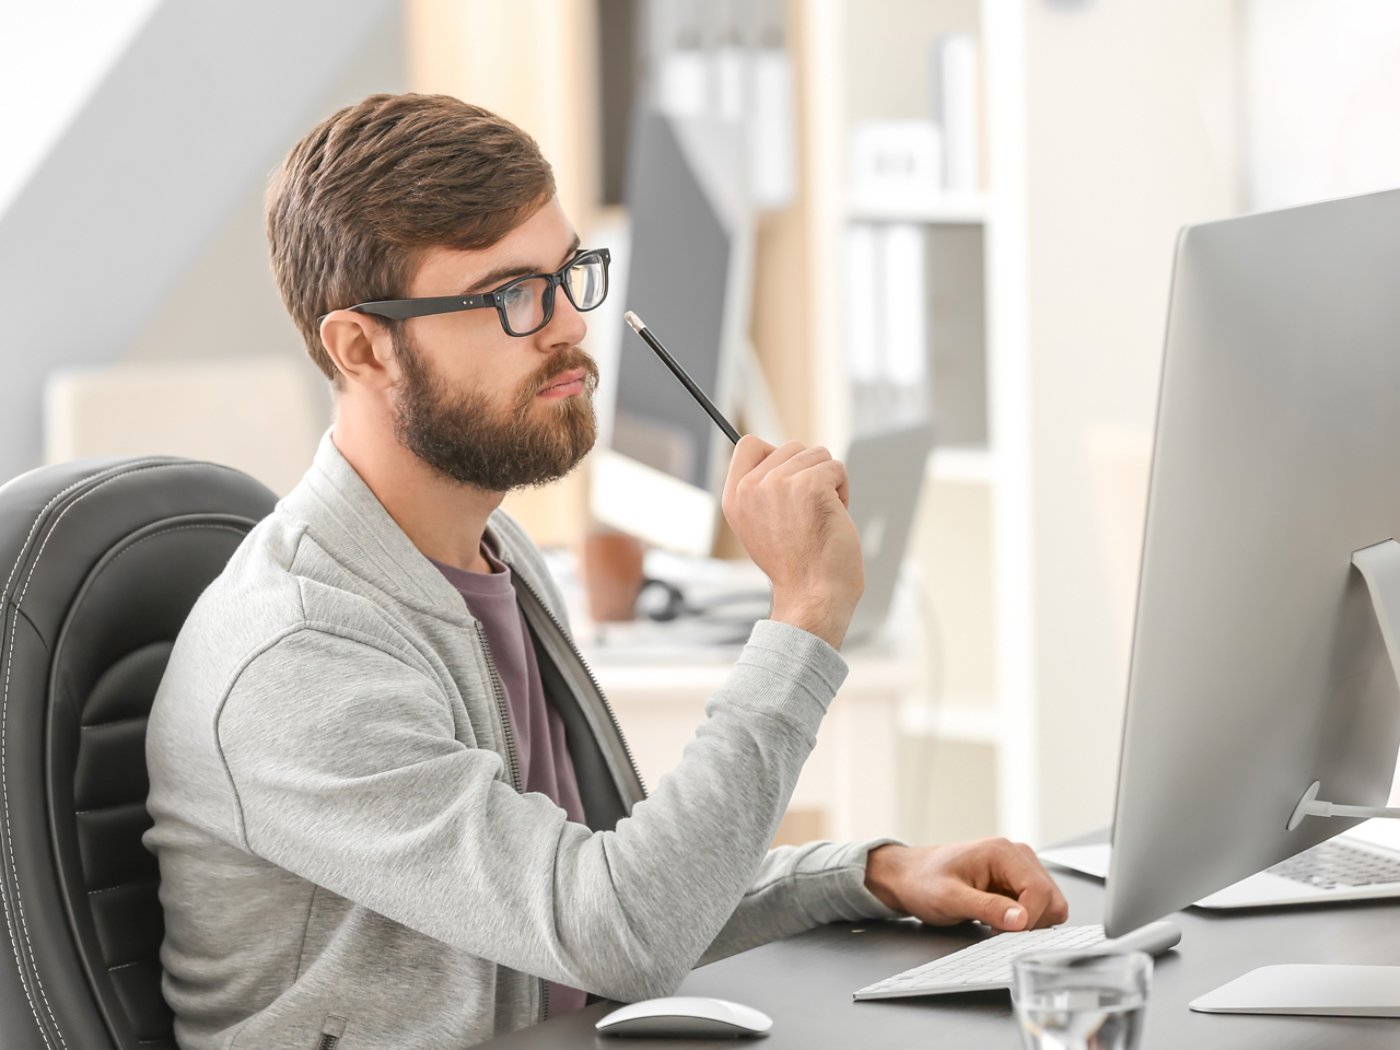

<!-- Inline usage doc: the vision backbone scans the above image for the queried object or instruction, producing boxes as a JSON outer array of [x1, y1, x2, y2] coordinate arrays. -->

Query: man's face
[[389, 197, 601, 492]]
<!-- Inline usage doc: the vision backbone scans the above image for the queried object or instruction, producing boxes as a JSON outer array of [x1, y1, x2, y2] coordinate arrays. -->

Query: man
[[144, 93, 1067, 1050]]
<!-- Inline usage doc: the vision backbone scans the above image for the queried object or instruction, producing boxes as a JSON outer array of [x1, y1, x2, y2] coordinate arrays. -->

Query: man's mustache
[[523, 347, 600, 399]]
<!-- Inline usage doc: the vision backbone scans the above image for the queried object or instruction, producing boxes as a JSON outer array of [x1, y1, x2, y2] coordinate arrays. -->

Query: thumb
[[949, 885, 1029, 931], [723, 435, 776, 508]]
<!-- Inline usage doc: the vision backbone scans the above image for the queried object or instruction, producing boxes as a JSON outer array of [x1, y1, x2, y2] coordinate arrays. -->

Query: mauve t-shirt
[[430, 547, 589, 1019]]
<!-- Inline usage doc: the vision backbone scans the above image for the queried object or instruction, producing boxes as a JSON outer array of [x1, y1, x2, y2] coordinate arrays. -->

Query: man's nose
[[540, 285, 588, 349]]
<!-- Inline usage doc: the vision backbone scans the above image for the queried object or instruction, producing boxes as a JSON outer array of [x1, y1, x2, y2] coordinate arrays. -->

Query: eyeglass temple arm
[[348, 294, 496, 320]]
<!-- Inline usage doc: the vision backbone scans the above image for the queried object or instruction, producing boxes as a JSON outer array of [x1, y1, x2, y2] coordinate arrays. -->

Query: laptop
[[841, 420, 938, 644], [584, 420, 937, 655], [1040, 818, 1400, 909]]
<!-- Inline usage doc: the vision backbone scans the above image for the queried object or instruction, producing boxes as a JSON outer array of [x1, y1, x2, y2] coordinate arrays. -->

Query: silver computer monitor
[[1104, 188, 1400, 939], [591, 110, 753, 555]]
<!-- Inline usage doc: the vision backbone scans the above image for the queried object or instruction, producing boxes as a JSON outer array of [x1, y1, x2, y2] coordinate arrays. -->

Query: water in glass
[[1016, 985, 1146, 1050]]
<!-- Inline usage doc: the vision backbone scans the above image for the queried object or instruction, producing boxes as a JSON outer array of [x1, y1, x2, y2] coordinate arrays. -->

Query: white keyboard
[[1271, 838, 1400, 889], [852, 920, 1182, 1000], [1039, 831, 1400, 909]]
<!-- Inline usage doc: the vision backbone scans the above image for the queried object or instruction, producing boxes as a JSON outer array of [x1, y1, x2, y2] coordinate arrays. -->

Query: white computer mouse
[[595, 995, 774, 1038]]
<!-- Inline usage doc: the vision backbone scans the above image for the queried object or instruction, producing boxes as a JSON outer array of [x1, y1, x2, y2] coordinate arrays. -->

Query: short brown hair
[[266, 93, 556, 382]]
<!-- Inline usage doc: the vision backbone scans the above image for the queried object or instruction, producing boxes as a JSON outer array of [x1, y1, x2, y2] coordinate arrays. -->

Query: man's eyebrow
[[460, 234, 583, 295]]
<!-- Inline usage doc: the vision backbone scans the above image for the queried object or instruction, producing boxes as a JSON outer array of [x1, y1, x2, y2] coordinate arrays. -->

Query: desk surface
[[478, 863, 1400, 1049]]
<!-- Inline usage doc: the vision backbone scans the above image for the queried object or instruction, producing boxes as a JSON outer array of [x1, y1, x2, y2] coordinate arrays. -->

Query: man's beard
[[391, 329, 600, 492]]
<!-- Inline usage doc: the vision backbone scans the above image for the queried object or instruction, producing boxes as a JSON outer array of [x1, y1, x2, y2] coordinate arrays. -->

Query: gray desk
[[478, 861, 1400, 1048]]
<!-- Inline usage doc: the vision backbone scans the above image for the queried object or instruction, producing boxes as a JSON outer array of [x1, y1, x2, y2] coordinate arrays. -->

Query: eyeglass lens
[[500, 254, 609, 335]]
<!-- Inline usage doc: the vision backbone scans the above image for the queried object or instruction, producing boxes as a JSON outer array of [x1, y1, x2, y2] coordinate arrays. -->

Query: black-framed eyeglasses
[[341, 247, 611, 338]]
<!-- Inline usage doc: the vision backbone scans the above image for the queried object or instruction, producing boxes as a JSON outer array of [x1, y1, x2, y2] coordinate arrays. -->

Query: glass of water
[[1011, 949, 1152, 1050]]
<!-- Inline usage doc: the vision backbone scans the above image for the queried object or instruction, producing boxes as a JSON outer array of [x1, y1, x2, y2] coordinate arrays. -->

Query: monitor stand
[[1191, 538, 1400, 1018], [1191, 966, 1400, 1017]]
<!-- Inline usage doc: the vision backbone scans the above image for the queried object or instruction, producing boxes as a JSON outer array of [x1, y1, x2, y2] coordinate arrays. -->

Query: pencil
[[624, 311, 742, 445]]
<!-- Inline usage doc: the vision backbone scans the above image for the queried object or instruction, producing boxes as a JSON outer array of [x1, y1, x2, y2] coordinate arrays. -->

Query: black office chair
[[0, 457, 275, 1050]]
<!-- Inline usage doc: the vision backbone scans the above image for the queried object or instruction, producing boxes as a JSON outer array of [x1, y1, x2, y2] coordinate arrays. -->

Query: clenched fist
[[722, 436, 864, 649]]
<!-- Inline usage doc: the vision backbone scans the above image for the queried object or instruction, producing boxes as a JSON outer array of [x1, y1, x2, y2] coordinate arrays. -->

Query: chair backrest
[[0, 457, 276, 1050]]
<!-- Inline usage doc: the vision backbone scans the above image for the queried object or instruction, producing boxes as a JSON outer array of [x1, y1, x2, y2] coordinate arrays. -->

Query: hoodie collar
[[280, 430, 520, 625]]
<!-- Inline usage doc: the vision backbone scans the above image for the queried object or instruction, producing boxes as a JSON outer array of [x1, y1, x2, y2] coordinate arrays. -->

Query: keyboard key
[[1270, 839, 1400, 891]]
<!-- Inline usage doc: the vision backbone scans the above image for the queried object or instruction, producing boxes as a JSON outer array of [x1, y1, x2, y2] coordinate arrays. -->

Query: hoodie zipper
[[316, 1015, 347, 1049], [510, 577, 628, 1028], [475, 620, 545, 1021], [511, 574, 647, 797], [474, 622, 522, 793], [480, 560, 640, 1024]]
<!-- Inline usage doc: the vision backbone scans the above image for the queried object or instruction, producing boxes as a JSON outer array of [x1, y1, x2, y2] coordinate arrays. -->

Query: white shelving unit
[[800, 0, 1036, 843], [792, 0, 1250, 849]]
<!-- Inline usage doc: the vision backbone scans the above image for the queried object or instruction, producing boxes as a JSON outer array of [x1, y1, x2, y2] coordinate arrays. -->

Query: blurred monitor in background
[[590, 110, 753, 557]]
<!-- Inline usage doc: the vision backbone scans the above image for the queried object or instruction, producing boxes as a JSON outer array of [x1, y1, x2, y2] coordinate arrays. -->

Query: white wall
[[0, 0, 160, 215], [1245, 0, 1400, 210], [0, 0, 398, 488], [125, 7, 408, 426], [1023, 0, 1243, 843]]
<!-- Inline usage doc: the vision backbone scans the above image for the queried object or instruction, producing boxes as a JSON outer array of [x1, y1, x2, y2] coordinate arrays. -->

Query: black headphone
[[635, 576, 692, 622], [634, 577, 770, 623]]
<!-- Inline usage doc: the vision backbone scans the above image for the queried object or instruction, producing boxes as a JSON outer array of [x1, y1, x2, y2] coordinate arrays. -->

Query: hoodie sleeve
[[698, 838, 907, 965], [215, 619, 847, 1004]]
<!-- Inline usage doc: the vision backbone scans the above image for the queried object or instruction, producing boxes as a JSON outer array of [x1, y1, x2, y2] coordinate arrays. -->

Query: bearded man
[[143, 93, 1066, 1050]]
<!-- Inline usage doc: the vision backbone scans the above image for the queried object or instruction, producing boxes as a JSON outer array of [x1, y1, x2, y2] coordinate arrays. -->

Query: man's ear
[[320, 310, 397, 390]]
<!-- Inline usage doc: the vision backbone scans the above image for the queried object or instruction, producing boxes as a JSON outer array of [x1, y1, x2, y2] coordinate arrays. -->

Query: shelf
[[805, 0, 1035, 840], [898, 701, 1002, 745], [927, 447, 997, 484], [847, 193, 990, 225]]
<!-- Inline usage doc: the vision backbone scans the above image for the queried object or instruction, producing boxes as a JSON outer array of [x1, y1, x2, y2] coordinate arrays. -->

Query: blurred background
[[3, 0, 1398, 852]]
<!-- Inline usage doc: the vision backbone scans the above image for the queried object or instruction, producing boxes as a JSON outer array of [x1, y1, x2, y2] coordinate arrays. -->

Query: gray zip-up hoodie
[[144, 434, 899, 1050]]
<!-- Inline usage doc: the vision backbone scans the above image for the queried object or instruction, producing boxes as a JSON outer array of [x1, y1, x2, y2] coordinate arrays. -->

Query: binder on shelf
[[658, 34, 796, 210], [929, 33, 979, 195], [843, 222, 884, 430], [714, 38, 745, 119], [750, 40, 795, 208], [658, 43, 708, 116], [843, 222, 930, 432], [879, 223, 929, 422]]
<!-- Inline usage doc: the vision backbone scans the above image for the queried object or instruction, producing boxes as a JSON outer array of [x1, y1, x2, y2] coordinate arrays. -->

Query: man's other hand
[[863, 839, 1070, 931], [721, 435, 864, 650]]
